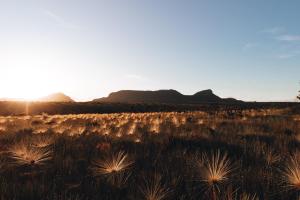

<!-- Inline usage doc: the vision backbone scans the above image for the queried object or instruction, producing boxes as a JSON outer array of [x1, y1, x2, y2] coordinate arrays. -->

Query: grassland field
[[0, 105, 299, 199]]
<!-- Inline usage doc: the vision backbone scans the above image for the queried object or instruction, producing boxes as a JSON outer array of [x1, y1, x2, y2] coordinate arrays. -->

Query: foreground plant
[[265, 151, 280, 167], [240, 193, 259, 200], [139, 174, 171, 200], [198, 150, 234, 200], [282, 153, 300, 192], [92, 151, 134, 187], [31, 135, 54, 148], [8, 142, 53, 166]]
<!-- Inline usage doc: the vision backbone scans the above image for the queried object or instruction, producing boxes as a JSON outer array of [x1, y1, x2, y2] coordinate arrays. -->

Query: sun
[[1, 66, 57, 101], [0, 42, 74, 101]]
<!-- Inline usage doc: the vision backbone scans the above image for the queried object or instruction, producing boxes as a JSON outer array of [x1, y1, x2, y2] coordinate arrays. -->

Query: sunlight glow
[[2, 66, 58, 101], [1, 45, 62, 101]]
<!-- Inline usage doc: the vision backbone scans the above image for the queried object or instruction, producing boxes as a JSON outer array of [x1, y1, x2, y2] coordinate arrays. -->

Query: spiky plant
[[92, 151, 133, 187], [8, 142, 53, 166], [282, 153, 300, 192], [240, 193, 259, 200], [198, 150, 234, 200], [139, 174, 171, 200], [31, 135, 54, 148], [223, 185, 238, 200], [264, 149, 281, 167]]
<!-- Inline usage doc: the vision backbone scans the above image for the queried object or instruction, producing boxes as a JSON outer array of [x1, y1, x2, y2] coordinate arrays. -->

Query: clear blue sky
[[0, 0, 300, 101]]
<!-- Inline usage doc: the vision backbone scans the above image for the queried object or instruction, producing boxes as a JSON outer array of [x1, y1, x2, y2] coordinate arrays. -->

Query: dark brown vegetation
[[0, 101, 299, 116], [0, 106, 299, 199]]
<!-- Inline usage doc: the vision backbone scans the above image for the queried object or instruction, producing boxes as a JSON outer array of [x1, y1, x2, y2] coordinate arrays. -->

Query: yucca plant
[[198, 150, 235, 200], [8, 142, 53, 167], [240, 193, 259, 200], [139, 174, 171, 200], [282, 153, 300, 199], [264, 149, 281, 167], [91, 151, 134, 187], [31, 135, 54, 148]]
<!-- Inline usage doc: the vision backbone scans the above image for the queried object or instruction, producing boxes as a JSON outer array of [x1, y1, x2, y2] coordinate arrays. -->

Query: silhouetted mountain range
[[0, 90, 242, 104], [93, 89, 242, 104]]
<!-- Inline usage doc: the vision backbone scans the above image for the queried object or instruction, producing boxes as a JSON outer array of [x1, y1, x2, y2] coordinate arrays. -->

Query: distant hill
[[38, 93, 74, 102], [93, 89, 242, 104]]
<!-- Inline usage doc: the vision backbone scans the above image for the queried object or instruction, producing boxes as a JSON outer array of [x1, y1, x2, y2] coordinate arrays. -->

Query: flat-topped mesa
[[97, 89, 184, 104], [93, 89, 242, 104]]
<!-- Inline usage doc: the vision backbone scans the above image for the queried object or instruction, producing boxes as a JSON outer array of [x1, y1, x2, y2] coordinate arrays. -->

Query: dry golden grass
[[0, 108, 298, 199]]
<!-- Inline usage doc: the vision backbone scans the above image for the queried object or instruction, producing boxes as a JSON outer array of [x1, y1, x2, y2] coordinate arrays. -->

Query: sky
[[0, 0, 300, 102]]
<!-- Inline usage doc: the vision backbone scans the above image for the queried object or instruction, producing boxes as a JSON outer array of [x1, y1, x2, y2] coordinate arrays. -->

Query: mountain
[[93, 89, 242, 104], [38, 93, 74, 102]]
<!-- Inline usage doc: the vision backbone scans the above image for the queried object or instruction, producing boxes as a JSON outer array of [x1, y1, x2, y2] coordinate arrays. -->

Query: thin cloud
[[243, 42, 259, 50], [276, 35, 300, 42], [277, 50, 300, 59], [44, 10, 80, 30], [261, 27, 285, 34], [278, 54, 296, 59]]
